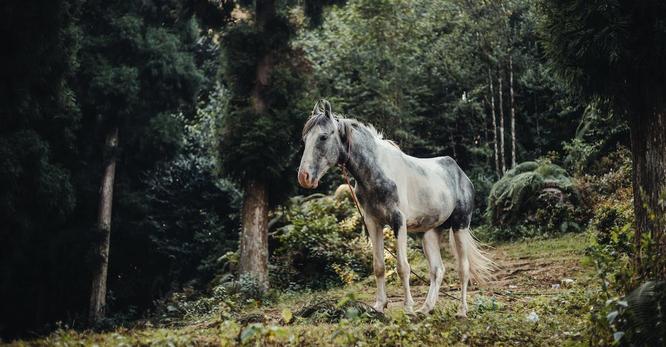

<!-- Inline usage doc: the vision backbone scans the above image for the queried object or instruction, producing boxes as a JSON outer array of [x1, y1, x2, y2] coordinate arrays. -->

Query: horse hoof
[[416, 306, 433, 315], [455, 311, 467, 319], [373, 302, 387, 313]]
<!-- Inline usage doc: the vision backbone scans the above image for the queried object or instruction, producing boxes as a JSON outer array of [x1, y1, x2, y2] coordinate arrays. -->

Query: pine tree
[[77, 0, 203, 322], [541, 0, 666, 277], [219, 0, 340, 290]]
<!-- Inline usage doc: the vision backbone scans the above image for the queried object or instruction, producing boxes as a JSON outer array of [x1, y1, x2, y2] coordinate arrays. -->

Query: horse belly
[[406, 213, 446, 232], [403, 187, 455, 233]]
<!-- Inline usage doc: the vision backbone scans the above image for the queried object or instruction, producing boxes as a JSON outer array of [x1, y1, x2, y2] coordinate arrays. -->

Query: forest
[[1, 0, 665, 345]]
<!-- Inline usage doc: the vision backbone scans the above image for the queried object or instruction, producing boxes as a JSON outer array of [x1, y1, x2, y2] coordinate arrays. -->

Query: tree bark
[[239, 178, 269, 289], [629, 105, 666, 278], [498, 71, 506, 174], [89, 126, 119, 323], [509, 54, 517, 169], [488, 68, 500, 178]]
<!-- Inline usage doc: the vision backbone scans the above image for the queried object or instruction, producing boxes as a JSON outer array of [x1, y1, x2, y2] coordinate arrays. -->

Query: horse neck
[[344, 127, 384, 190]]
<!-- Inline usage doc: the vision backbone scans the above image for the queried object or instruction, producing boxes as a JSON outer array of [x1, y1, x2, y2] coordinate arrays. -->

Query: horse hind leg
[[450, 227, 470, 318], [417, 228, 444, 314]]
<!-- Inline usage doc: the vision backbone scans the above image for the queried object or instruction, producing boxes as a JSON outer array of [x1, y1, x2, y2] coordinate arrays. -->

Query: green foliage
[[296, 294, 386, 324], [607, 281, 666, 346], [0, 0, 219, 337], [539, 0, 666, 109], [580, 148, 637, 345], [562, 101, 629, 175], [234, 273, 269, 302], [486, 160, 585, 239], [299, 0, 486, 160], [271, 196, 371, 290], [0, 0, 84, 338], [218, 14, 310, 203]]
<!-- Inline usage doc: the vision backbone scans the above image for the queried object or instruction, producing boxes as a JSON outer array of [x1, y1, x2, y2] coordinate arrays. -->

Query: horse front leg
[[393, 212, 415, 314], [366, 217, 388, 313]]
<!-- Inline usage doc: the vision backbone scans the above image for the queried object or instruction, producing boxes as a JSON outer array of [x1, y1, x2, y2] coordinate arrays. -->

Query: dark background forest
[[1, 0, 664, 345]]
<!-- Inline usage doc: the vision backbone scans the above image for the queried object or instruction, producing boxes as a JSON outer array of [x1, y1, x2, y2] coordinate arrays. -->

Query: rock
[[526, 311, 539, 323]]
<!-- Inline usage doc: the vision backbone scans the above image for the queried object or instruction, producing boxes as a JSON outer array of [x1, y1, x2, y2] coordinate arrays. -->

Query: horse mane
[[301, 110, 401, 150], [339, 117, 401, 150]]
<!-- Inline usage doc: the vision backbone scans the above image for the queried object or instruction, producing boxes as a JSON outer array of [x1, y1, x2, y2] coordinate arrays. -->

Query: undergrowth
[[8, 234, 597, 346]]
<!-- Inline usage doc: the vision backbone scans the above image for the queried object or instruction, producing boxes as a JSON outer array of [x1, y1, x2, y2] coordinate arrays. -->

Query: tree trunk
[[237, 0, 275, 290], [534, 94, 540, 152], [239, 178, 269, 289], [488, 68, 500, 178], [629, 105, 666, 278], [250, 0, 275, 114], [498, 71, 506, 174], [509, 54, 517, 169], [89, 126, 119, 323]]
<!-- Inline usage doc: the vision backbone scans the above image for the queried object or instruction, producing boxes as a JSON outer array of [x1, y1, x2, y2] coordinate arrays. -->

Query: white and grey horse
[[297, 100, 494, 317]]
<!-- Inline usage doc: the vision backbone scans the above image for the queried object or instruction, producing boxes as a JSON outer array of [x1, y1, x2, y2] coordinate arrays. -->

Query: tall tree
[[509, 53, 517, 168], [488, 68, 501, 177], [498, 71, 506, 173], [88, 127, 118, 322], [541, 0, 666, 277], [219, 0, 338, 290], [78, 0, 202, 322]]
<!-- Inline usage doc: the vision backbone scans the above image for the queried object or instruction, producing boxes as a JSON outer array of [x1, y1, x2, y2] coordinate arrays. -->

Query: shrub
[[580, 148, 640, 345], [607, 281, 666, 346], [270, 196, 372, 290], [485, 160, 586, 239]]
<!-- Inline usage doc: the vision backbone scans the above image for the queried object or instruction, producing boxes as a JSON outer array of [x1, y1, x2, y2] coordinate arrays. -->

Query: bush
[[607, 281, 666, 346], [583, 149, 634, 293], [579, 148, 643, 345], [270, 196, 372, 290], [485, 160, 586, 239]]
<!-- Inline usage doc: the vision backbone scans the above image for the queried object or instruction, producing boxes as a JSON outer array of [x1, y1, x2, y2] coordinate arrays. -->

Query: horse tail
[[449, 228, 496, 284]]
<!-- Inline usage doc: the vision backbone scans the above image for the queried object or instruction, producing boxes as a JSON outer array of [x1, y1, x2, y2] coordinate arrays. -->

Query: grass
[[5, 233, 597, 346]]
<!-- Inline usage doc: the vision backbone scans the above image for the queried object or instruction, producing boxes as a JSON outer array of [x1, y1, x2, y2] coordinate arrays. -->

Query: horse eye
[[319, 134, 328, 141]]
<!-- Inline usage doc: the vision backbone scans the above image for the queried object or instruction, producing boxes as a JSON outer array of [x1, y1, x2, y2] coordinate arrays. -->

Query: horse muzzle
[[297, 170, 319, 189]]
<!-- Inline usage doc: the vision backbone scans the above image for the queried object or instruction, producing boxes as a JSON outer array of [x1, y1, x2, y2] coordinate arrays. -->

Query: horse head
[[298, 99, 347, 189]]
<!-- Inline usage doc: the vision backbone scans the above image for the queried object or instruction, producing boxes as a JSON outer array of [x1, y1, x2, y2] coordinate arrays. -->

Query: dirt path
[[384, 234, 588, 310]]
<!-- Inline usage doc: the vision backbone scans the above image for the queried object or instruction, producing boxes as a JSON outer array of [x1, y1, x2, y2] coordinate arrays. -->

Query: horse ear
[[311, 100, 322, 117], [321, 99, 332, 118]]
